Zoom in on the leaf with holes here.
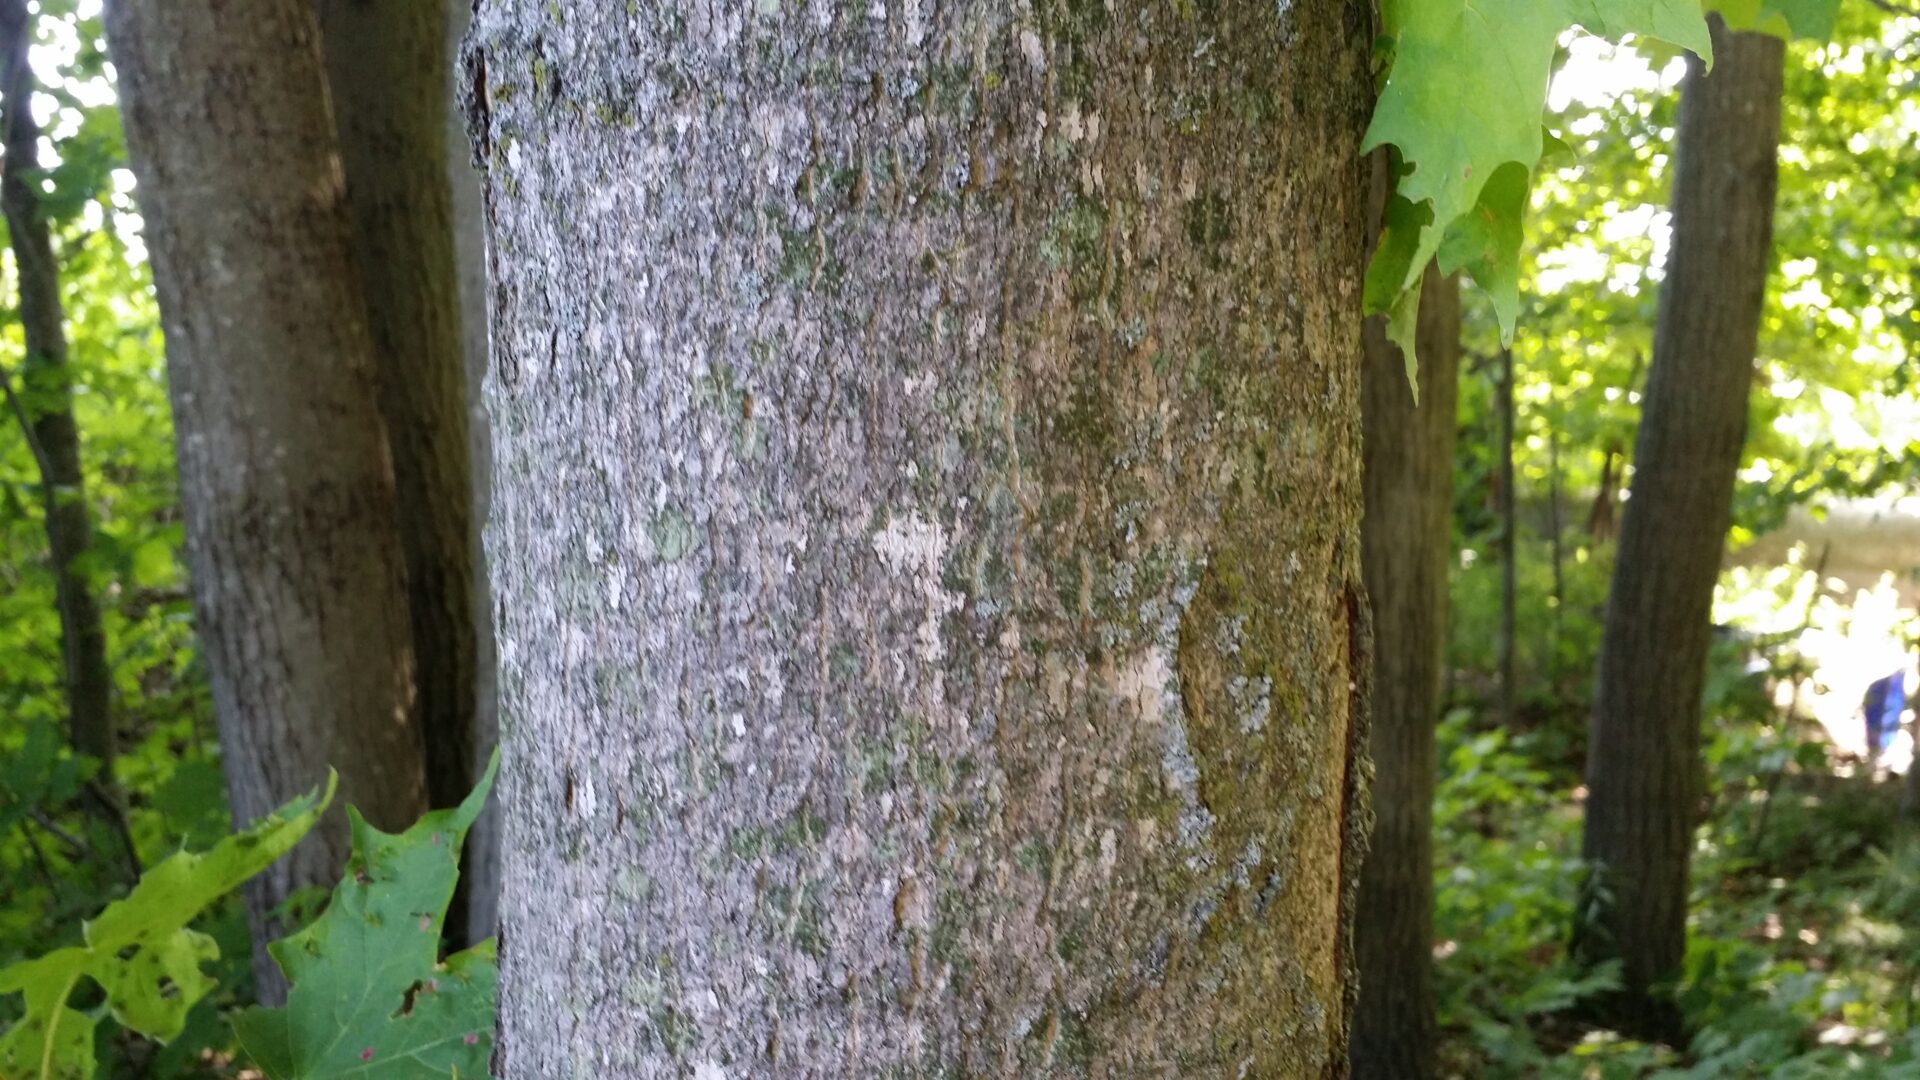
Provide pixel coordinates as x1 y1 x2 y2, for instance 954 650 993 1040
1362 0 1713 364
0 776 334 1080
232 753 499 1079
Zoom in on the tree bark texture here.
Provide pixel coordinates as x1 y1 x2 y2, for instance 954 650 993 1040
315 0 481 817
1351 261 1459 1078
470 0 1376 1075
0 0 116 780
1578 16 1782 1043
103 0 432 993
447 0 505 947
315 0 489 945
1495 347 1517 730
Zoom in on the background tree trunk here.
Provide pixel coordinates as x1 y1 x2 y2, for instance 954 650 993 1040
1353 252 1460 1076
470 0 1375 1074
1548 427 1564 650
103 0 432 997
445 0 503 947
0 0 115 788
1577 15 1783 1042
315 0 486 944
1496 347 1518 730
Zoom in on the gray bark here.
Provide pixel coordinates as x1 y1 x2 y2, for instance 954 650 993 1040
1352 259 1459 1079
315 0 487 944
103 0 432 995
0 0 116 787
1578 15 1783 1043
470 0 1376 1075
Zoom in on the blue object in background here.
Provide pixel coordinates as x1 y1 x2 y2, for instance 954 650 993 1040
1865 669 1908 754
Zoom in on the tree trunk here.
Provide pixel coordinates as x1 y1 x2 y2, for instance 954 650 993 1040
103 0 432 995
1587 442 1620 541
469 1 1376 1074
1495 347 1518 730
0 0 116 787
446 0 504 947
1352 227 1459 1077
1578 15 1782 1042
315 0 486 944
1548 428 1564 651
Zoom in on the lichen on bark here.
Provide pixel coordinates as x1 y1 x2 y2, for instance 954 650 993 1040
472 1 1374 1075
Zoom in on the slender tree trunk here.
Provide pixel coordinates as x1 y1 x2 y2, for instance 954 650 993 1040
1353 233 1461 1077
103 0 432 996
1587 442 1620 541
0 0 116 788
1548 428 1564 642
470 1 1376 1073
314 0 486 944
1496 347 1518 729
445 0 503 947
1577 16 1782 1043
1586 354 1645 543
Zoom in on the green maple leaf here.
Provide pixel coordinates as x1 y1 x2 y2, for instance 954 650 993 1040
1710 0 1839 40
232 753 499 1080
1362 0 1713 362
0 776 335 1080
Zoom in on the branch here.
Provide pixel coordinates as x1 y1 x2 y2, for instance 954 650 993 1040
0 360 55 486
25 806 86 859
1863 0 1920 20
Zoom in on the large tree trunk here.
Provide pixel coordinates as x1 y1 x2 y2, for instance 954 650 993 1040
103 0 432 995
470 0 1375 1074
446 0 504 947
1578 15 1782 1042
1352 260 1460 1077
315 0 487 943
0 0 116 787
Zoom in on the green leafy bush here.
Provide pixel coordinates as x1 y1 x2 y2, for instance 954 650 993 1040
0 776 333 1079
0 754 498 1080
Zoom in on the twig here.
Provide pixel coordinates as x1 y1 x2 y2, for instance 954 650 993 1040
1864 0 1920 21
85 777 144 880
25 806 86 859
0 359 54 485
15 820 60 897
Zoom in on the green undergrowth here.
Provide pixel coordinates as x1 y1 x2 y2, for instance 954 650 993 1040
1434 647 1920 1078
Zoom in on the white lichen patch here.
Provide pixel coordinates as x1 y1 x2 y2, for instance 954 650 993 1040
1019 29 1046 73
1159 714 1199 798
871 511 948 581
903 0 925 47
1229 673 1272 735
1113 646 1173 724
1233 837 1263 889
871 512 962 663
1178 804 1218 873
